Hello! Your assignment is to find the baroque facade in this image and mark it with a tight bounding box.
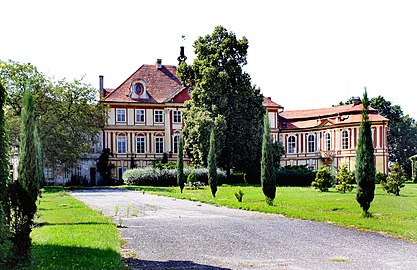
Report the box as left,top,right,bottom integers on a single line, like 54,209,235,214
100,58,389,181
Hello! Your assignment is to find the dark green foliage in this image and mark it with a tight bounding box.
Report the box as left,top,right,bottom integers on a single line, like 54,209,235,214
178,26,265,181
355,89,376,215
275,165,316,186
96,148,115,186
234,189,244,202
187,171,198,189
312,167,334,192
0,81,8,203
261,113,275,205
335,164,355,193
208,129,218,197
375,171,387,184
177,134,186,193
381,162,407,196
272,141,285,168
5,89,40,260
222,172,246,185
410,155,417,183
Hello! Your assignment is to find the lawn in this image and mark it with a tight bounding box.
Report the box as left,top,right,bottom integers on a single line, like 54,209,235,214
29,187,125,270
124,183,417,242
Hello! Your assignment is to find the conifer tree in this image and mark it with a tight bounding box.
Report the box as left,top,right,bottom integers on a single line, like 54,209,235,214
381,162,407,196
208,129,218,197
0,82,8,203
177,134,185,193
261,113,275,205
355,89,375,217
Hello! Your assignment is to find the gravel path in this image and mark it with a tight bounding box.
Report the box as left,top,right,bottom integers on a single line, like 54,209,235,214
71,189,417,270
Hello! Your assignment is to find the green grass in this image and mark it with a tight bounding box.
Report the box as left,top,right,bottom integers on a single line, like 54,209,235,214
124,183,417,242
29,187,125,269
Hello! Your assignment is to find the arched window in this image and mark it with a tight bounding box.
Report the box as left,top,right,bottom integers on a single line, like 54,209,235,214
308,134,315,153
325,132,331,151
288,135,296,154
342,130,349,150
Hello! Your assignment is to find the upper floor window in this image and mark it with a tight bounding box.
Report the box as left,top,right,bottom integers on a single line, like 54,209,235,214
155,137,164,154
173,111,182,123
307,134,315,153
342,130,349,150
117,136,127,153
154,110,164,123
116,109,126,122
136,109,145,123
325,132,331,151
288,135,296,154
136,137,146,154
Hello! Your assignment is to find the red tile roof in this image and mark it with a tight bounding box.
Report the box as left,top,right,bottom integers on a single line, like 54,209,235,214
104,64,182,103
263,97,283,108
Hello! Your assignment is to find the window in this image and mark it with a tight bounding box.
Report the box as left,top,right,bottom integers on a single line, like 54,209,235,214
117,136,127,153
288,136,296,154
136,137,145,153
342,130,349,150
154,110,164,123
173,111,182,123
134,83,144,95
116,109,126,122
308,134,315,153
155,137,164,154
135,109,145,123
173,135,180,153
325,133,331,151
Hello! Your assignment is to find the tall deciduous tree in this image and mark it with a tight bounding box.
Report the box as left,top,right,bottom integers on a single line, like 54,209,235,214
177,134,185,193
0,60,106,170
355,89,375,217
261,113,275,205
0,81,8,203
177,26,265,182
208,129,218,197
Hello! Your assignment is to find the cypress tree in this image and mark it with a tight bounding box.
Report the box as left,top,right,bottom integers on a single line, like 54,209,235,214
261,113,275,205
177,134,185,193
0,81,8,203
355,89,375,217
208,129,218,197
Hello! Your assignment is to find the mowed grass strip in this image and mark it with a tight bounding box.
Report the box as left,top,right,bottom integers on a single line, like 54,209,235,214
124,184,417,242
30,187,125,270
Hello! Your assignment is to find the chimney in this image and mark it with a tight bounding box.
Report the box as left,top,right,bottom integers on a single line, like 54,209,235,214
177,46,187,64
156,59,162,69
99,75,104,96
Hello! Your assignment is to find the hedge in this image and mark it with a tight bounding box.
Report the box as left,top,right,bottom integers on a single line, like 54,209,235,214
275,165,316,186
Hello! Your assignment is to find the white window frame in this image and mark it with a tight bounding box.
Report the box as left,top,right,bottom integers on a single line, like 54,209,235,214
117,136,127,154
155,137,164,154
325,132,331,151
173,135,180,153
135,109,145,123
307,134,315,153
136,136,146,154
173,111,182,123
116,109,126,122
342,130,349,150
288,135,296,154
154,110,164,123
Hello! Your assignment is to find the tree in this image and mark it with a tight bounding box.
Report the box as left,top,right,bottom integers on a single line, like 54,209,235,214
0,81,8,203
177,26,265,181
96,148,115,186
312,166,334,192
335,163,354,193
6,89,40,260
261,113,275,205
208,129,218,197
0,60,106,170
355,89,376,217
410,155,417,183
176,134,186,193
381,162,407,196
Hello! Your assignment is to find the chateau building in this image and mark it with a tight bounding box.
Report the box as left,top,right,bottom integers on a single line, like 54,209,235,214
100,57,389,181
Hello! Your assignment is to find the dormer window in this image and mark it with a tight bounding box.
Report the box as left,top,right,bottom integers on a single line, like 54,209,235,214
130,80,148,99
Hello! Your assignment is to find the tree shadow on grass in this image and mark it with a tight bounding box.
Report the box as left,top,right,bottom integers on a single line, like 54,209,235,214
124,258,232,270
30,244,124,270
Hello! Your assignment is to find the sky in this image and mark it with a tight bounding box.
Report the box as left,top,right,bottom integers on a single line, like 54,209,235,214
1,0,417,119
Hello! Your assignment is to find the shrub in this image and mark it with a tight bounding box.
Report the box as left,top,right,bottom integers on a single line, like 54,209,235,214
335,164,354,193
222,172,246,185
381,162,407,196
122,167,226,187
312,166,334,192
234,189,244,202
275,165,316,186
375,171,387,184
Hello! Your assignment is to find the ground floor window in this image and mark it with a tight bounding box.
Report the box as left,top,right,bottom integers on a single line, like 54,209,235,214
155,137,164,154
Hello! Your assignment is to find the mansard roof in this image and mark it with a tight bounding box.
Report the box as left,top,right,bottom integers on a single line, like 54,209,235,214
103,64,182,103
279,103,388,130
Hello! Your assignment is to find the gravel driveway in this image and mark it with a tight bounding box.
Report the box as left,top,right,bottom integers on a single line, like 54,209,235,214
71,189,417,270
